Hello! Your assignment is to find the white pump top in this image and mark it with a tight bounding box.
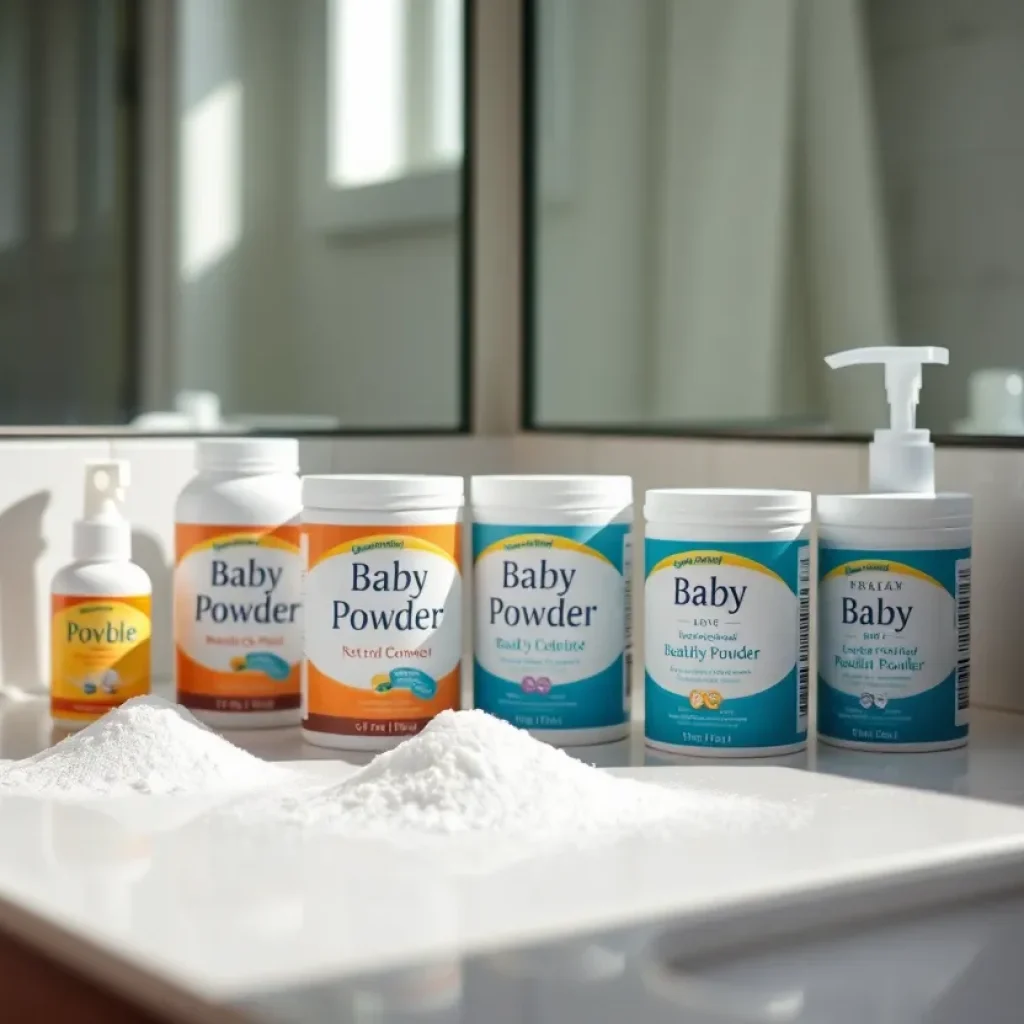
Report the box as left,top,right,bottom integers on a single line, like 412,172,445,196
825,346,948,495
73,461,132,562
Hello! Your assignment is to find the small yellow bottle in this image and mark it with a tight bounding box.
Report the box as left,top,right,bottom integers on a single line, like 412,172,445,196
50,461,152,730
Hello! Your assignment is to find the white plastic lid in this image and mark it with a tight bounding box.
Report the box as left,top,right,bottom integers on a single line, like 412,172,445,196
196,438,299,475
645,488,812,526
817,493,972,529
471,475,632,511
74,461,132,561
303,474,465,512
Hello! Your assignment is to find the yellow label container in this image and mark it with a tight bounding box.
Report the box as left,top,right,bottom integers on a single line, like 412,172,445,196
51,594,152,725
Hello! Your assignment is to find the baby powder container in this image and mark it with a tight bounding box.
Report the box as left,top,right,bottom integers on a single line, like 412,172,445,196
818,346,972,752
644,489,812,757
471,475,633,746
51,461,152,731
301,475,464,751
174,438,303,729
817,496,972,752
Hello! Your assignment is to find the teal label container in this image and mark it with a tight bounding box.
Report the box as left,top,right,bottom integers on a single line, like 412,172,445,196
645,538,809,753
643,488,812,758
818,544,970,749
471,475,634,746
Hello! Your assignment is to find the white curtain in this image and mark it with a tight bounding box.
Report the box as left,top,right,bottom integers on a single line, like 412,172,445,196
649,0,892,432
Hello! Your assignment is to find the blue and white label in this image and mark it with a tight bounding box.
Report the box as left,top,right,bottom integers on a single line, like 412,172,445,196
473,523,630,731
818,546,970,746
645,539,810,751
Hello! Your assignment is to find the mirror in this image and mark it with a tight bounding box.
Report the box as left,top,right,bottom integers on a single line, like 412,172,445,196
527,0,1024,438
0,0,467,430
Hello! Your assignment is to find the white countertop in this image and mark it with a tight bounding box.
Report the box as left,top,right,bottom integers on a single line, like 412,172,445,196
4,685,1024,806
1,687,1024,1022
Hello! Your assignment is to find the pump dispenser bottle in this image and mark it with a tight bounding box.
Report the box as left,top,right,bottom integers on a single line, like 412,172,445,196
817,348,971,751
51,461,152,731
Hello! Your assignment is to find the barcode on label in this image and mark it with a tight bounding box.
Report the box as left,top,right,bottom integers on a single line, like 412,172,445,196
797,546,810,728
623,533,633,711
955,558,971,726
301,527,310,718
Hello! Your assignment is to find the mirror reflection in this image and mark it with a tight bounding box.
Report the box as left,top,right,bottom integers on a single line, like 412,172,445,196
529,0,1024,437
0,0,466,430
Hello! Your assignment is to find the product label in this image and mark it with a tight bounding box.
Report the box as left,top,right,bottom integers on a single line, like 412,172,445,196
818,545,970,746
303,523,462,738
473,523,631,732
174,524,302,712
51,594,151,722
645,539,809,750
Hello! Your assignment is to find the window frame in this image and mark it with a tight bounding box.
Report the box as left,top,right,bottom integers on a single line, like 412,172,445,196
0,0,479,436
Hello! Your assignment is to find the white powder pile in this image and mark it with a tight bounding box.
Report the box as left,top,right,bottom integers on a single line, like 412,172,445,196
263,709,776,839
0,696,292,798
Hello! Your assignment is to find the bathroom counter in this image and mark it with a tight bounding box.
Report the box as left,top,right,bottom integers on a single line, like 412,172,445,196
4,685,1022,805
241,702,1024,805
0,690,1023,1022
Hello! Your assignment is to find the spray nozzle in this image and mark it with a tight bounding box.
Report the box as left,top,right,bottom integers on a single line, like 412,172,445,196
825,346,949,495
84,461,130,521
75,461,131,561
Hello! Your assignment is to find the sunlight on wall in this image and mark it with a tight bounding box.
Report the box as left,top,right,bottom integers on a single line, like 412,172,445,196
329,0,405,187
432,0,464,164
328,0,463,187
179,80,242,282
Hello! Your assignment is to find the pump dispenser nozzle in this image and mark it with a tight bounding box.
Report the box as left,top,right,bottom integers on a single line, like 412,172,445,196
825,346,949,494
74,461,132,561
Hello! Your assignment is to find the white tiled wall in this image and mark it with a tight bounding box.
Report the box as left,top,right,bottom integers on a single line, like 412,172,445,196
934,446,1024,712
1,435,1020,716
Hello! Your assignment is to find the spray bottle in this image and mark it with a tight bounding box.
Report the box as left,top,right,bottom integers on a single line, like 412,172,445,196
51,461,152,731
816,348,971,751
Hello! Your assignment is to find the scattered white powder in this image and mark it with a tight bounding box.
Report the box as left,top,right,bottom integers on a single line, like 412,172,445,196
0,699,802,851
258,709,785,839
0,696,292,798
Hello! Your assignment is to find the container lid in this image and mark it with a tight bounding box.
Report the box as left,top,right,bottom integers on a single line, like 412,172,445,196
303,474,465,512
817,492,972,529
197,438,299,474
645,488,812,526
471,475,632,511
